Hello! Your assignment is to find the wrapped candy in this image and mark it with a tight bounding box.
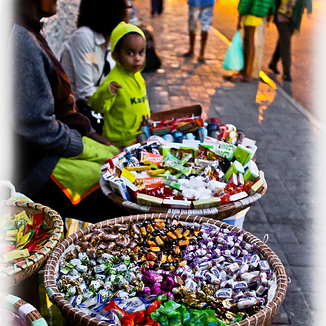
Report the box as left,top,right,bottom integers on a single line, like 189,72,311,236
150,300,244,326
1,210,54,266
120,313,136,326
104,301,128,319
120,301,162,326
105,309,122,326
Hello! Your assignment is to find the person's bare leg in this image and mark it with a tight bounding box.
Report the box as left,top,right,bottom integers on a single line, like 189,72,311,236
198,30,208,61
184,31,196,57
244,26,255,80
240,28,248,77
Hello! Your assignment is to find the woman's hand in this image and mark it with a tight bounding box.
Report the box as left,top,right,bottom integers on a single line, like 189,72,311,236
109,81,123,96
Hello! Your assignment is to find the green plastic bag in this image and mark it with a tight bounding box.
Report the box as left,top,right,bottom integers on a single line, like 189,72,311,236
223,31,244,71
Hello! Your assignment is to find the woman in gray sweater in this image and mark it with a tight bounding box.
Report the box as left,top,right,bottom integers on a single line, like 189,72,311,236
11,0,127,221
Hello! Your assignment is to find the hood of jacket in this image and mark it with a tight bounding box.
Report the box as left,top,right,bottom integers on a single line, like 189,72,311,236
111,21,146,58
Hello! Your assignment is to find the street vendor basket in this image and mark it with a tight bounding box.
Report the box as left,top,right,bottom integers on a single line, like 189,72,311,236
44,213,287,326
0,292,48,326
100,105,267,220
0,199,64,286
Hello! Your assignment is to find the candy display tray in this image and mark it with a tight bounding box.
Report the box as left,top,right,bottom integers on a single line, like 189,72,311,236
101,104,267,220
149,104,203,136
0,200,64,286
100,174,267,221
44,213,287,326
150,104,202,122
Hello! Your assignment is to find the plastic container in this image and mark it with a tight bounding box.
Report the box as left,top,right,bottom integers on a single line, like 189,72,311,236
223,207,250,228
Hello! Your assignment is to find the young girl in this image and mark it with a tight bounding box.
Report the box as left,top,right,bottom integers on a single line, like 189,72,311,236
90,22,150,148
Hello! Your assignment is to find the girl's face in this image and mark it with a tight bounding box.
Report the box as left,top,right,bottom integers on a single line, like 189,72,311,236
115,33,146,73
39,0,57,17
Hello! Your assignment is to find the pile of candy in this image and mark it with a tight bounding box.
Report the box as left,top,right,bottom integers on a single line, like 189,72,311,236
0,210,53,266
57,218,276,325
102,131,264,210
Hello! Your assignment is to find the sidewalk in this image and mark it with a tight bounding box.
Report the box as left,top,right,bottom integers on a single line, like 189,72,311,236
135,0,316,325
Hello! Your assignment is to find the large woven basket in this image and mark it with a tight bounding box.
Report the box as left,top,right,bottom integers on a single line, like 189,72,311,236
0,199,64,286
44,213,287,326
101,104,266,220
100,175,267,220
0,291,48,326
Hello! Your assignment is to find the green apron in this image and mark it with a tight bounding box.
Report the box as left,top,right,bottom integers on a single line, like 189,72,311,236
51,137,119,205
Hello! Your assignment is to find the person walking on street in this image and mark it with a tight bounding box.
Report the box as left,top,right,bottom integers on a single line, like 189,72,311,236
183,0,216,63
151,0,164,16
268,0,313,82
227,0,275,82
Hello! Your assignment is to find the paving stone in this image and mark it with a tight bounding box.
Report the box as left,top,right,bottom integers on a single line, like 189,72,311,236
282,244,314,267
282,292,314,325
272,224,300,244
291,266,317,293
271,305,291,324
244,204,269,224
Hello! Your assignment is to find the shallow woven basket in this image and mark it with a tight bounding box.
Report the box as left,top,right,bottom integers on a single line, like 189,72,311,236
0,291,48,325
0,200,64,286
44,213,287,326
100,175,267,220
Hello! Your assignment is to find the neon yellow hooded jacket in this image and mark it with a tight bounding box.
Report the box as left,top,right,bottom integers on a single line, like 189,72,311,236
90,22,150,147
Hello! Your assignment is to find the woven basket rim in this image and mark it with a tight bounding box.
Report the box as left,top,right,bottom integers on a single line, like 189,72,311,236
100,174,267,219
0,291,47,325
44,213,287,326
0,200,64,285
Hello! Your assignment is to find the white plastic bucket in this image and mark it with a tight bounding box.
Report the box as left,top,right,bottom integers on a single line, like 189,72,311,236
222,207,250,229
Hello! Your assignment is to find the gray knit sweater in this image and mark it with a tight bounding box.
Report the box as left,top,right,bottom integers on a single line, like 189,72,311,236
11,21,85,197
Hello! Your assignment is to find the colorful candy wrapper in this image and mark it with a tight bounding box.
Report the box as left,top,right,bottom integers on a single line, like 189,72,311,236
135,311,147,324
146,301,162,315
104,301,128,319
121,313,136,326
104,309,122,326
115,297,148,314
156,294,168,302
120,301,162,326
188,309,217,326
150,301,182,325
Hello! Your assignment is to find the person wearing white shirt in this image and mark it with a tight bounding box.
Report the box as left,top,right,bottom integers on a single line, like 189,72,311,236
60,0,130,102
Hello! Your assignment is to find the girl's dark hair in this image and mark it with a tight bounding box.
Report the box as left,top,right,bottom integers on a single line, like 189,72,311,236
77,0,127,36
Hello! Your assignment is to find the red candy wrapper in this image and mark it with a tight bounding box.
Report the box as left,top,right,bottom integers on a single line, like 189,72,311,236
120,301,162,326
121,313,136,326
135,311,147,324
104,301,128,319
146,301,162,315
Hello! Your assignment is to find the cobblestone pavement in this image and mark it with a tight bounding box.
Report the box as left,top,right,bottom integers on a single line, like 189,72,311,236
134,0,317,325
